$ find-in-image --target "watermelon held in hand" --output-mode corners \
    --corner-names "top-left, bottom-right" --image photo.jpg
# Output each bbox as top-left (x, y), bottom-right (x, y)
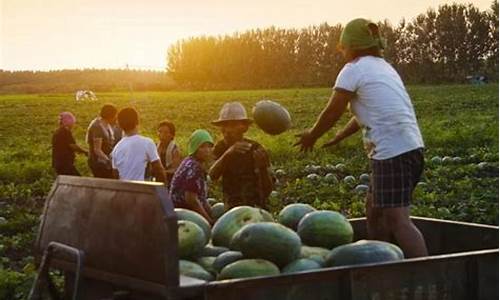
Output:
top-left (252, 100), bottom-right (292, 135)
top-left (325, 240), bottom-right (404, 267)
top-left (297, 210), bottom-right (353, 249)
top-left (178, 220), bottom-right (207, 259)
top-left (218, 259), bottom-right (280, 280)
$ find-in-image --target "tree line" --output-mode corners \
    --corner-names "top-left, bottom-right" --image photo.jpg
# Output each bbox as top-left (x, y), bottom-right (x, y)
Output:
top-left (167, 1), bottom-right (498, 89)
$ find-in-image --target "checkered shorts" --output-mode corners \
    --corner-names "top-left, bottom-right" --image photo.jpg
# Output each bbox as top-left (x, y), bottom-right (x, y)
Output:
top-left (369, 148), bottom-right (424, 208)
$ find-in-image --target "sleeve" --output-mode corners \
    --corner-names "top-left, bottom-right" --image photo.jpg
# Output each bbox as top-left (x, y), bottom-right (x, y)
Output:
top-left (333, 63), bottom-right (361, 93)
top-left (145, 138), bottom-right (160, 163)
top-left (111, 148), bottom-right (117, 169)
top-left (90, 123), bottom-right (105, 140)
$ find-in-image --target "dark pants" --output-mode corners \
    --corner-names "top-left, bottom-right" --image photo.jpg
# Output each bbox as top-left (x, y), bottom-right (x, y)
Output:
top-left (54, 164), bottom-right (80, 176)
top-left (88, 161), bottom-right (113, 178)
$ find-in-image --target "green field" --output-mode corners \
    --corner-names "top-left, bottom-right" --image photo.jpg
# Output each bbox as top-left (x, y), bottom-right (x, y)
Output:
top-left (0, 84), bottom-right (498, 296)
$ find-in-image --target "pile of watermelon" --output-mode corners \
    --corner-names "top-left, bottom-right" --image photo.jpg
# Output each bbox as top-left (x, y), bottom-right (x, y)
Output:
top-left (176, 203), bottom-right (404, 281)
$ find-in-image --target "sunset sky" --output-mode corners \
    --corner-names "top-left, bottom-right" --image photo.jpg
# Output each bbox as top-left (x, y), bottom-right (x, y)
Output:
top-left (1, 0), bottom-right (494, 71)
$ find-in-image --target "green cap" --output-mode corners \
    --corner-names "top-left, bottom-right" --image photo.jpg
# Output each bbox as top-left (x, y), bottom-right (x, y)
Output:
top-left (339, 18), bottom-right (385, 51)
top-left (188, 129), bottom-right (214, 156)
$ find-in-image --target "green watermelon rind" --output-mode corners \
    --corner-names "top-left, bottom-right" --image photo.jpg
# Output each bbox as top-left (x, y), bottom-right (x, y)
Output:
top-left (325, 240), bottom-right (404, 267)
top-left (175, 208), bottom-right (211, 243)
top-left (179, 260), bottom-right (214, 281)
top-left (297, 210), bottom-right (353, 249)
top-left (218, 259), bottom-right (280, 280)
top-left (278, 203), bottom-right (316, 230)
top-left (282, 258), bottom-right (322, 274)
top-left (178, 220), bottom-right (207, 259)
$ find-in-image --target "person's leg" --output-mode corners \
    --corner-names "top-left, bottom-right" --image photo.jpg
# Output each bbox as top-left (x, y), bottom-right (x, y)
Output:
top-left (383, 207), bottom-right (428, 258)
top-left (365, 192), bottom-right (391, 241)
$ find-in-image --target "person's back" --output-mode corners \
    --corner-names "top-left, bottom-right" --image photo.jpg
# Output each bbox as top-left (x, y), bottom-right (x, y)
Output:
top-left (112, 135), bottom-right (158, 181)
top-left (338, 55), bottom-right (424, 159)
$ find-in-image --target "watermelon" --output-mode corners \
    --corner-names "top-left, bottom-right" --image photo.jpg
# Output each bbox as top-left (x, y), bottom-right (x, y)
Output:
top-left (252, 100), bottom-right (292, 135)
top-left (218, 259), bottom-right (280, 280)
top-left (343, 176), bottom-right (356, 185)
top-left (299, 246), bottom-right (330, 266)
top-left (207, 198), bottom-right (218, 206)
top-left (359, 173), bottom-right (370, 184)
top-left (324, 173), bottom-right (338, 184)
top-left (178, 220), bottom-right (207, 259)
top-left (282, 258), bottom-right (322, 274)
top-left (201, 245), bottom-right (229, 257)
top-left (325, 240), bottom-right (404, 267)
top-left (260, 209), bottom-right (275, 222)
top-left (179, 260), bottom-right (214, 281)
top-left (430, 156), bottom-right (442, 164)
top-left (213, 251), bottom-right (244, 273)
top-left (196, 256), bottom-right (217, 275)
top-left (354, 184), bottom-right (369, 194)
top-left (230, 222), bottom-right (301, 267)
top-left (278, 203), bottom-right (316, 231)
top-left (175, 208), bottom-right (211, 243)
top-left (212, 206), bottom-right (270, 248)
top-left (211, 203), bottom-right (226, 220)
top-left (297, 211), bottom-right (353, 249)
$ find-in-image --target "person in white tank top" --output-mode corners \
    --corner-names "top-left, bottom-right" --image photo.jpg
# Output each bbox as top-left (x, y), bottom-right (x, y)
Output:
top-left (294, 18), bottom-right (428, 258)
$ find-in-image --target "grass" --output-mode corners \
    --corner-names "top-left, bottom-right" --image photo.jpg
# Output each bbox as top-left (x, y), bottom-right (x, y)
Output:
top-left (0, 84), bottom-right (498, 297)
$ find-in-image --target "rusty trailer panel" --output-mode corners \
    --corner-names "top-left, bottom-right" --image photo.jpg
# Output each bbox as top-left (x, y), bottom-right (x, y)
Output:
top-left (33, 176), bottom-right (498, 300)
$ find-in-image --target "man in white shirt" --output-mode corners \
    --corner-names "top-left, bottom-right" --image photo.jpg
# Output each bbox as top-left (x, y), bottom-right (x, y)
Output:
top-left (295, 18), bottom-right (427, 258)
top-left (112, 107), bottom-right (166, 183)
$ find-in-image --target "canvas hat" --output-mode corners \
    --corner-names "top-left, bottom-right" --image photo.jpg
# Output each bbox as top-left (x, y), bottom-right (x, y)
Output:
top-left (211, 102), bottom-right (253, 126)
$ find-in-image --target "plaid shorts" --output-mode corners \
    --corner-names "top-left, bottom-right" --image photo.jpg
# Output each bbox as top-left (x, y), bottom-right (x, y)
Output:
top-left (369, 148), bottom-right (424, 208)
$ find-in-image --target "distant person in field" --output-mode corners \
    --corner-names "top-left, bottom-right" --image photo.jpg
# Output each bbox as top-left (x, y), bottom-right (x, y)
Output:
top-left (111, 107), bottom-right (166, 182)
top-left (157, 119), bottom-right (182, 184)
top-left (51, 112), bottom-right (88, 176)
top-left (170, 129), bottom-right (214, 223)
top-left (209, 102), bottom-right (274, 210)
top-left (86, 104), bottom-right (119, 178)
top-left (294, 18), bottom-right (428, 258)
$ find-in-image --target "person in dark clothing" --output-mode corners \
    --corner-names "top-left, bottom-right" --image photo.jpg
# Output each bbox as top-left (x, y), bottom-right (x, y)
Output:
top-left (85, 104), bottom-right (118, 178)
top-left (209, 102), bottom-right (274, 209)
top-left (52, 112), bottom-right (88, 176)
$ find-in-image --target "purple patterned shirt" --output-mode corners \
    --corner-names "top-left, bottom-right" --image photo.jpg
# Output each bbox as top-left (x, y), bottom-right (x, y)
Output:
top-left (169, 156), bottom-right (208, 207)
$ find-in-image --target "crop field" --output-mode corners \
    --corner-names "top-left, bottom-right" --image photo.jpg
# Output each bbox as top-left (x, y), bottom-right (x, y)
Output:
top-left (0, 84), bottom-right (498, 296)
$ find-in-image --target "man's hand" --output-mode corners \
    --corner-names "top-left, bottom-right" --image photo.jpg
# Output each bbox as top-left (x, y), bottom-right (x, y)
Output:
top-left (293, 130), bottom-right (317, 152)
top-left (253, 148), bottom-right (269, 169)
top-left (228, 141), bottom-right (252, 154)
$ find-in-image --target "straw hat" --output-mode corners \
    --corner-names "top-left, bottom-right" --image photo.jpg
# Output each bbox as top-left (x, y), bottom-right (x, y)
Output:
top-left (211, 102), bottom-right (253, 126)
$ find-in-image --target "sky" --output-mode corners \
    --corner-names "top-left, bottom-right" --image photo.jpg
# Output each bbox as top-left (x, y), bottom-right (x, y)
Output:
top-left (0, 0), bottom-right (494, 71)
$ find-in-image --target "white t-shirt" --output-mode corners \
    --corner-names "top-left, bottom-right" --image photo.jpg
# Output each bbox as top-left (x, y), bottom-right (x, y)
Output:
top-left (111, 134), bottom-right (160, 181)
top-left (334, 56), bottom-right (424, 160)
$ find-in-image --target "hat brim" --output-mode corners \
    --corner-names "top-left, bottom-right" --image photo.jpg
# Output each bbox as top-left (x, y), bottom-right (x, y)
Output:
top-left (211, 118), bottom-right (253, 126)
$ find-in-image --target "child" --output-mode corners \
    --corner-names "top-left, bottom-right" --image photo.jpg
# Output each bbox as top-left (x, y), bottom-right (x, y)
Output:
top-left (157, 119), bottom-right (181, 184)
top-left (51, 112), bottom-right (88, 176)
top-left (294, 18), bottom-right (427, 258)
top-left (209, 102), bottom-right (273, 209)
top-left (111, 107), bottom-right (166, 182)
top-left (170, 129), bottom-right (214, 223)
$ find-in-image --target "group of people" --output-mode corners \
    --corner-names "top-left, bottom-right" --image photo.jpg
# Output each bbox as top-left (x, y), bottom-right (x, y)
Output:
top-left (52, 101), bottom-right (274, 225)
top-left (51, 18), bottom-right (428, 258)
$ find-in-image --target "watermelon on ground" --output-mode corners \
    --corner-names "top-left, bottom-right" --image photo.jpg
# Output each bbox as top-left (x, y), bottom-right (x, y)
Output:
top-left (175, 208), bottom-right (211, 243)
top-left (218, 259), bottom-right (280, 280)
top-left (297, 210), bottom-right (353, 249)
top-left (278, 203), bottom-right (316, 231)
top-left (179, 260), bottom-right (214, 281)
top-left (252, 100), bottom-right (292, 135)
top-left (325, 240), bottom-right (404, 267)
top-left (211, 206), bottom-right (269, 248)
top-left (230, 222), bottom-right (301, 267)
top-left (178, 220), bottom-right (207, 259)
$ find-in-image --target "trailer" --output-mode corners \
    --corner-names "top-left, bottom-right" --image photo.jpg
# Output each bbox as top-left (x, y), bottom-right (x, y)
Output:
top-left (30, 176), bottom-right (498, 300)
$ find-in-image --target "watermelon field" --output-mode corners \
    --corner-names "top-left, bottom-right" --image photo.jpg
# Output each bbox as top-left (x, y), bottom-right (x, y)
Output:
top-left (0, 84), bottom-right (498, 296)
